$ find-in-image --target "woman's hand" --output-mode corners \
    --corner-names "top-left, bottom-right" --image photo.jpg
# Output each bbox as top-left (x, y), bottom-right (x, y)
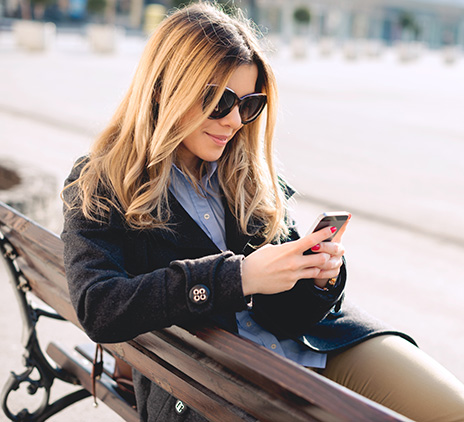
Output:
top-left (311, 214), bottom-right (350, 289)
top-left (241, 226), bottom-right (342, 296)
top-left (310, 241), bottom-right (345, 289)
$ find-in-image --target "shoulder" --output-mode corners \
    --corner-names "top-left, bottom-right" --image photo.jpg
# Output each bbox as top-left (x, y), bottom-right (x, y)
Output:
top-left (64, 155), bottom-right (90, 187)
top-left (62, 155), bottom-right (124, 228)
top-left (62, 156), bottom-right (89, 207)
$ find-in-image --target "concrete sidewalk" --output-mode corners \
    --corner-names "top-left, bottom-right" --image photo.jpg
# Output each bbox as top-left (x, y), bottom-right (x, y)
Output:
top-left (1, 30), bottom-right (463, 420)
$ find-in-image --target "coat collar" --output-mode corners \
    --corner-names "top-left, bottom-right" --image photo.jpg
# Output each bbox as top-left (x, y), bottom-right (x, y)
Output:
top-left (223, 199), bottom-right (254, 255)
top-left (160, 192), bottom-right (220, 256)
top-left (162, 192), bottom-right (254, 256)
top-left (162, 178), bottom-right (296, 257)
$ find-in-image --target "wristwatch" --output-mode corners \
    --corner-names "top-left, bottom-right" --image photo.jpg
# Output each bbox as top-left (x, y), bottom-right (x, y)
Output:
top-left (320, 277), bottom-right (337, 292)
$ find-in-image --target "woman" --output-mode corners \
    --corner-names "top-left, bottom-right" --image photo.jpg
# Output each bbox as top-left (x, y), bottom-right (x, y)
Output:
top-left (62, 3), bottom-right (464, 421)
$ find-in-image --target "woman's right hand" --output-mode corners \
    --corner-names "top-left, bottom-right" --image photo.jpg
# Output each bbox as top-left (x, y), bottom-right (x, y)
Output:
top-left (241, 226), bottom-right (337, 296)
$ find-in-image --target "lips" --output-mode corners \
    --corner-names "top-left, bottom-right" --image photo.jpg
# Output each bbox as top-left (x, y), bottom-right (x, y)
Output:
top-left (206, 132), bottom-right (229, 146)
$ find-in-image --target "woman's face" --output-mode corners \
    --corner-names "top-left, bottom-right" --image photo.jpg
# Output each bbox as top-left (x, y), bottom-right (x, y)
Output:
top-left (176, 64), bottom-right (259, 174)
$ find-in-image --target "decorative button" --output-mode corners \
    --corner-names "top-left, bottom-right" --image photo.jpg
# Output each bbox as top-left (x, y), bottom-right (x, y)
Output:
top-left (189, 284), bottom-right (210, 304)
top-left (204, 213), bottom-right (210, 220)
top-left (175, 399), bottom-right (186, 414)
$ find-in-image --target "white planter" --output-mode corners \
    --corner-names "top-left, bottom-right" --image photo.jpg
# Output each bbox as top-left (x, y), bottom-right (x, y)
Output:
top-left (443, 46), bottom-right (460, 65)
top-left (13, 20), bottom-right (56, 52)
top-left (291, 36), bottom-right (308, 59)
top-left (367, 40), bottom-right (384, 58)
top-left (396, 42), bottom-right (423, 63)
top-left (343, 41), bottom-right (359, 61)
top-left (87, 24), bottom-right (124, 54)
top-left (319, 37), bottom-right (335, 57)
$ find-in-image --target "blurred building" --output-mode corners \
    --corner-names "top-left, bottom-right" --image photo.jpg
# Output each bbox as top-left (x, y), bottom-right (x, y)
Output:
top-left (257, 0), bottom-right (464, 48)
top-left (3, 0), bottom-right (463, 49)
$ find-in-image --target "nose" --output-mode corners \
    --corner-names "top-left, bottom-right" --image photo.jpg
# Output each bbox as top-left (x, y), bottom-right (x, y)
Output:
top-left (219, 105), bottom-right (243, 129)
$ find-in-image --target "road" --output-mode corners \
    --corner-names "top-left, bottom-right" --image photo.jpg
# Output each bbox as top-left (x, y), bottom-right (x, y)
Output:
top-left (0, 31), bottom-right (463, 421)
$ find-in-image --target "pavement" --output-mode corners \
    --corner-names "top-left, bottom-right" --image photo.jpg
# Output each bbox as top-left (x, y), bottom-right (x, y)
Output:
top-left (0, 29), bottom-right (463, 421)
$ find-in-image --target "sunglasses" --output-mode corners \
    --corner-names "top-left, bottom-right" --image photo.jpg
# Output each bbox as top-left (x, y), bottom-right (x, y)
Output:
top-left (203, 84), bottom-right (267, 125)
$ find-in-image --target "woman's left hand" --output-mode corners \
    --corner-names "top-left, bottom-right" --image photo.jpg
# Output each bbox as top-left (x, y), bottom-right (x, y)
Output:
top-left (311, 214), bottom-right (350, 289)
top-left (309, 241), bottom-right (345, 288)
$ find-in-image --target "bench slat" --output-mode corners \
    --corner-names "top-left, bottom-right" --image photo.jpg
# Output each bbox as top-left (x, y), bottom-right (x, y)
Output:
top-left (190, 325), bottom-right (407, 421)
top-left (0, 203), bottom-right (64, 263)
top-left (131, 329), bottom-right (329, 422)
top-left (114, 327), bottom-right (406, 422)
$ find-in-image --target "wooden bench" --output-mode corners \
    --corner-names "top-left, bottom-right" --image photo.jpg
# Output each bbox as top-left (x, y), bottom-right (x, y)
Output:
top-left (0, 200), bottom-right (411, 422)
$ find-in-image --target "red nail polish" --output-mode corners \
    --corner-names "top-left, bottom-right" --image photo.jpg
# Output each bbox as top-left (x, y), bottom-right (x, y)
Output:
top-left (330, 227), bottom-right (337, 233)
top-left (311, 244), bottom-right (321, 251)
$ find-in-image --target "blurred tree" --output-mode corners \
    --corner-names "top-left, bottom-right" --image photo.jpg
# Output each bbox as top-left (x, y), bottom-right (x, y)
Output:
top-left (293, 6), bottom-right (310, 25)
top-left (87, 0), bottom-right (106, 15)
top-left (398, 11), bottom-right (420, 40)
top-left (293, 5), bottom-right (311, 35)
top-left (170, 0), bottom-right (187, 8)
top-left (87, 0), bottom-right (117, 23)
top-left (398, 12), bottom-right (414, 31)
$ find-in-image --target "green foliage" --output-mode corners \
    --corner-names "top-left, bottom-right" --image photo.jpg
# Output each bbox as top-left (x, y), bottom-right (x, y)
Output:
top-left (171, 0), bottom-right (189, 9)
top-left (293, 6), bottom-right (311, 25)
top-left (398, 12), bottom-right (414, 30)
top-left (398, 11), bottom-right (421, 39)
top-left (87, 0), bottom-right (106, 15)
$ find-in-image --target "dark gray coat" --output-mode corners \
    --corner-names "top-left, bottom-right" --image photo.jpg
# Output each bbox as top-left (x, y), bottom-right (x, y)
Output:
top-left (62, 160), bottom-right (414, 421)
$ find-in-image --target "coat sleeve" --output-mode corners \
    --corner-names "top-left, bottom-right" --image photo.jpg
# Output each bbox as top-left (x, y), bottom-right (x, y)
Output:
top-left (61, 163), bottom-right (247, 344)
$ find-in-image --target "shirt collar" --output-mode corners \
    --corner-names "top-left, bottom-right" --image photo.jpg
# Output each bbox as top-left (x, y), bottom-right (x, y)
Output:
top-left (172, 161), bottom-right (218, 185)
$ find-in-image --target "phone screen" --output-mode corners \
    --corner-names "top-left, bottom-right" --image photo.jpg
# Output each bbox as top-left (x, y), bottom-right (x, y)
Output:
top-left (303, 212), bottom-right (350, 255)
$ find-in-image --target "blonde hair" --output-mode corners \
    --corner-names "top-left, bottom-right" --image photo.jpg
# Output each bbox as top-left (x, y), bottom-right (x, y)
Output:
top-left (63, 1), bottom-right (288, 244)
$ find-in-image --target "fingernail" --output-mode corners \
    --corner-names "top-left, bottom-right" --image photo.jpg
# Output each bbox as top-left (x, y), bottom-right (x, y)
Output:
top-left (311, 244), bottom-right (321, 251)
top-left (330, 227), bottom-right (337, 233)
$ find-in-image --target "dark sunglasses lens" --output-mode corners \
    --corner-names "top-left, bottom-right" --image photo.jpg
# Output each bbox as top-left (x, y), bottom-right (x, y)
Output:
top-left (203, 86), bottom-right (216, 113)
top-left (239, 96), bottom-right (266, 123)
top-left (213, 90), bottom-right (236, 118)
top-left (204, 87), bottom-right (236, 119)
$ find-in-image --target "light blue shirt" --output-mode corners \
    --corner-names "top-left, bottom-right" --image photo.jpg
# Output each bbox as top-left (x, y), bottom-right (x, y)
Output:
top-left (169, 163), bottom-right (327, 368)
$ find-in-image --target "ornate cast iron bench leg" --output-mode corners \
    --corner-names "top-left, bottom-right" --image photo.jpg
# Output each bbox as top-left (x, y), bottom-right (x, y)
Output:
top-left (0, 232), bottom-right (91, 421)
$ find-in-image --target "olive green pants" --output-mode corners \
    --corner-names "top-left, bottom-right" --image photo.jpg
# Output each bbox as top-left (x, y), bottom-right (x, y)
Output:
top-left (317, 335), bottom-right (464, 422)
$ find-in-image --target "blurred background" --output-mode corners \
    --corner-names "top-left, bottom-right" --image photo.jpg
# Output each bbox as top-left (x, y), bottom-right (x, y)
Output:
top-left (1, 0), bottom-right (463, 420)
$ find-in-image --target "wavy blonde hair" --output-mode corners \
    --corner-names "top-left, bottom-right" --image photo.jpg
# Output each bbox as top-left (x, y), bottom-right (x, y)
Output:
top-left (63, 1), bottom-right (288, 244)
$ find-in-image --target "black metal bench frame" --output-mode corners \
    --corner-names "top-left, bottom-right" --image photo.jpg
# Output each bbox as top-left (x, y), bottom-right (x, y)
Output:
top-left (0, 229), bottom-right (92, 421)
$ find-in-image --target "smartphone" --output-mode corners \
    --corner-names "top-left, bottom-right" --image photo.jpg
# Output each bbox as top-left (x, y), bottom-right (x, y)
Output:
top-left (303, 211), bottom-right (350, 254)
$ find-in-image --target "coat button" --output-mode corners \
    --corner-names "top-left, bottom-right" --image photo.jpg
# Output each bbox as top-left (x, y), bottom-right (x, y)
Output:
top-left (189, 284), bottom-right (210, 304)
top-left (175, 399), bottom-right (187, 414)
